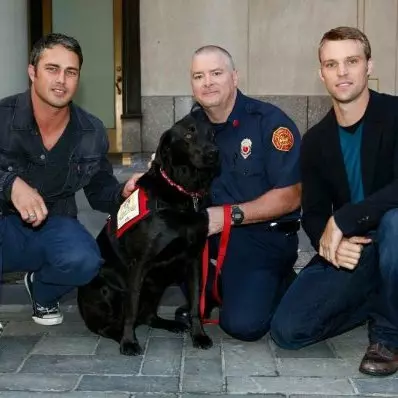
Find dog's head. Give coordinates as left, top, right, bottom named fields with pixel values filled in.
left=152, top=112, right=220, bottom=193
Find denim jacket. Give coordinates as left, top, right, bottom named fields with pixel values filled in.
left=0, top=90, right=124, bottom=217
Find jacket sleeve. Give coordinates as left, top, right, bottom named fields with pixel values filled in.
left=0, top=171, right=18, bottom=202
left=301, top=132, right=333, bottom=251
left=83, top=129, right=125, bottom=214
left=334, top=180, right=398, bottom=236
left=334, top=111, right=398, bottom=236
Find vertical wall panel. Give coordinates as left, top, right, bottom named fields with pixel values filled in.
left=140, top=0, right=249, bottom=96
left=363, top=0, right=397, bottom=94
left=248, top=0, right=358, bottom=95
left=0, top=0, right=28, bottom=99
left=53, top=0, right=115, bottom=128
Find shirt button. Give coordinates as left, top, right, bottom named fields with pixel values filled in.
left=40, top=154, right=46, bottom=160
left=7, top=166, right=13, bottom=171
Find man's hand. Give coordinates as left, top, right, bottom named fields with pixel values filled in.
left=121, top=172, right=145, bottom=199
left=11, top=177, right=48, bottom=227
left=335, top=236, right=372, bottom=270
left=206, top=206, right=224, bottom=236
left=121, top=154, right=155, bottom=199
left=319, top=216, right=343, bottom=266
left=148, top=153, right=155, bottom=169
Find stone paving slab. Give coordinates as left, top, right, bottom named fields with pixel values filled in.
left=142, top=337, right=182, bottom=375
left=0, top=373, right=79, bottom=393
left=0, top=335, right=42, bottom=372
left=352, top=378, right=398, bottom=395
left=0, top=306, right=396, bottom=396
left=226, top=376, right=356, bottom=395
left=77, top=375, right=180, bottom=393
left=0, top=393, right=130, bottom=397
left=20, top=354, right=142, bottom=375
left=223, top=338, right=276, bottom=376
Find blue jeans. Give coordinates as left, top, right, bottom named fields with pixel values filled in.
left=270, top=209, right=398, bottom=349
left=207, top=226, right=298, bottom=341
left=1, top=215, right=102, bottom=306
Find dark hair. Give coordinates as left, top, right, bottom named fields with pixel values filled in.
left=30, top=33, right=83, bottom=69
left=319, top=26, right=371, bottom=61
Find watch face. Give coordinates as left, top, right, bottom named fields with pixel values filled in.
left=232, top=207, right=244, bottom=224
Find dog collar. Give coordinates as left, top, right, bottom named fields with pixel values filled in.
left=160, top=168, right=203, bottom=210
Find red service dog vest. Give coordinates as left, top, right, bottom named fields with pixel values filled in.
left=116, top=188, right=150, bottom=238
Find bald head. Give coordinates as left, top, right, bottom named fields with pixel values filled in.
left=192, top=45, right=235, bottom=71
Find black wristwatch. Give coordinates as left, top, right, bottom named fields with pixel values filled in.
left=231, top=205, right=244, bottom=225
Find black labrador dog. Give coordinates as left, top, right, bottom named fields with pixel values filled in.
left=77, top=113, right=219, bottom=356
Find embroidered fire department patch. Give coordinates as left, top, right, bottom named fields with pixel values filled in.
left=116, top=188, right=149, bottom=238
left=240, top=138, right=252, bottom=159
left=272, top=127, right=294, bottom=151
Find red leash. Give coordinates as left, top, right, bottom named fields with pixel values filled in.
left=200, top=205, right=232, bottom=324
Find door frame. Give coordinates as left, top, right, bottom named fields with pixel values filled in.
left=28, top=0, right=142, bottom=164
left=41, top=0, right=123, bottom=154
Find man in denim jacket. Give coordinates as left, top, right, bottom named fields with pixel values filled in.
left=0, top=33, right=138, bottom=327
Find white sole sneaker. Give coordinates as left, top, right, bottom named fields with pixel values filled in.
left=24, top=272, right=63, bottom=326
left=32, top=313, right=63, bottom=326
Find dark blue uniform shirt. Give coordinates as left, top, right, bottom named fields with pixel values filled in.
left=209, top=90, right=301, bottom=223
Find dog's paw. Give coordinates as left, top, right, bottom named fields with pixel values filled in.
left=192, top=334, right=213, bottom=350
left=120, top=340, right=143, bottom=356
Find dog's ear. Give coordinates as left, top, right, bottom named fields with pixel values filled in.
left=154, top=129, right=173, bottom=170
left=190, top=106, right=207, bottom=123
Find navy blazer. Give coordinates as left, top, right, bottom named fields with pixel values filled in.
left=301, top=90, right=398, bottom=250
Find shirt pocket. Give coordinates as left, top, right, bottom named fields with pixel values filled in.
left=229, top=155, right=267, bottom=200
left=0, top=148, right=27, bottom=175
left=231, top=155, right=264, bottom=177
left=67, top=155, right=102, bottom=190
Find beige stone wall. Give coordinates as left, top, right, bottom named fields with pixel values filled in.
left=140, top=0, right=398, bottom=96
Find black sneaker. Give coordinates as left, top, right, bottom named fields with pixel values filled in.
left=175, top=305, right=191, bottom=327
left=24, top=272, right=63, bottom=326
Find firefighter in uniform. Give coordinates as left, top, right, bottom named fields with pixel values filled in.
left=175, top=45, right=302, bottom=341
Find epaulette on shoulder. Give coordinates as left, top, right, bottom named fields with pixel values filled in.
left=245, top=99, right=279, bottom=117
left=244, top=101, right=263, bottom=115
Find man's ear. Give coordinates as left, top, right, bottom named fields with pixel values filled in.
left=156, top=130, right=172, bottom=170
left=367, top=58, right=374, bottom=76
left=28, top=64, right=36, bottom=83
left=232, top=69, right=238, bottom=88
left=318, top=67, right=325, bottom=83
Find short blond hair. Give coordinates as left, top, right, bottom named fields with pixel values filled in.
left=319, top=26, right=371, bottom=61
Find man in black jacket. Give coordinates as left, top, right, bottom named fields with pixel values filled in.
left=270, top=26, right=398, bottom=376
left=0, top=33, right=138, bottom=327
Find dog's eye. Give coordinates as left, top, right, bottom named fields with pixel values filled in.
left=188, top=126, right=196, bottom=133
left=185, top=133, right=192, bottom=140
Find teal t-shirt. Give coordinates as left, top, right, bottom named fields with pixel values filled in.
left=338, top=122, right=364, bottom=204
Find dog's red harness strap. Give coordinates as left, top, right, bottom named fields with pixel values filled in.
left=212, top=205, right=232, bottom=304
left=200, top=204, right=232, bottom=324
left=200, top=240, right=210, bottom=321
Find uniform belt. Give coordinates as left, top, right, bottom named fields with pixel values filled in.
left=264, top=219, right=300, bottom=234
